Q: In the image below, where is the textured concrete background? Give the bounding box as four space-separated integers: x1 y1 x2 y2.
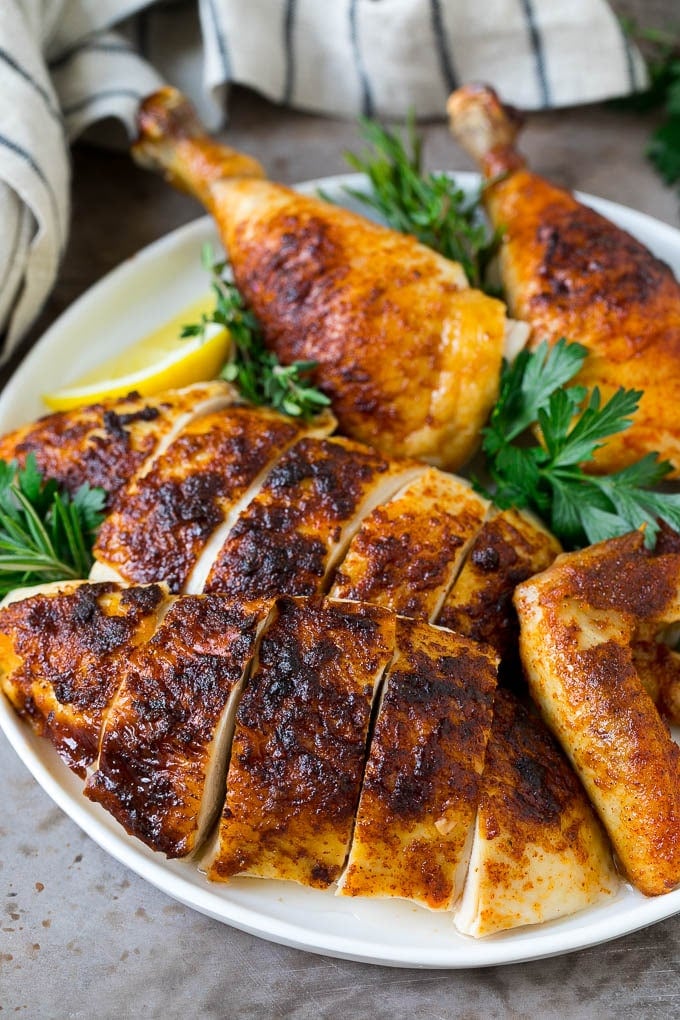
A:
2 5 680 1014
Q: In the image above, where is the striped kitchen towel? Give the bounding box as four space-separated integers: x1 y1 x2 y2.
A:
0 0 647 360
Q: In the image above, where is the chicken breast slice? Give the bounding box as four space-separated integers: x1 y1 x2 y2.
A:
329 469 490 621
0 381 236 507
0 581 166 775
455 688 618 937
85 595 272 858
91 405 334 593
203 596 396 888
203 437 424 597
514 532 680 896
437 507 560 662
337 618 498 909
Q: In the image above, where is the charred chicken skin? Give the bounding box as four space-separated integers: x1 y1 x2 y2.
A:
515 532 680 896
455 688 617 937
1 583 619 932
131 87 508 471
0 381 235 506
448 83 680 476
0 389 559 664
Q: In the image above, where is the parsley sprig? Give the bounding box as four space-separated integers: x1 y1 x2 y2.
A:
480 339 680 549
340 117 501 290
182 248 331 418
0 456 106 596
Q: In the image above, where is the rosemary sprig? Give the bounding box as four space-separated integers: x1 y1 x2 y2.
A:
479 339 680 549
340 116 501 290
182 247 331 418
0 456 106 596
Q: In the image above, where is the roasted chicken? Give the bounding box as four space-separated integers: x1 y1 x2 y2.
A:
448 84 680 476
91 404 335 592
130 87 508 471
515 532 680 896
337 617 497 909
0 381 235 506
0 387 558 662
455 688 617 936
0 583 619 933
0 580 165 774
85 594 272 857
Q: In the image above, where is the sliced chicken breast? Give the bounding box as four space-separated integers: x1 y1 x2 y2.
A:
329 469 490 620
85 595 272 858
0 581 166 775
203 596 395 888
0 381 236 506
203 437 423 597
337 618 497 909
455 689 618 937
92 405 333 592
437 507 560 661
515 532 680 896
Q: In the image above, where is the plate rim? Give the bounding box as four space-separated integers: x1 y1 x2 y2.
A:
1 171 679 968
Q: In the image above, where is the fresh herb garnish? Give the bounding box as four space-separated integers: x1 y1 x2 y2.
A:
182 247 331 418
339 116 501 290
479 339 680 549
0 455 106 596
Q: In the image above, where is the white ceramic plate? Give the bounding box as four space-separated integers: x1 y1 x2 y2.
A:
1 173 679 968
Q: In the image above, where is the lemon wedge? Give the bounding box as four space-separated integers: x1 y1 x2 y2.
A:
43 296 231 411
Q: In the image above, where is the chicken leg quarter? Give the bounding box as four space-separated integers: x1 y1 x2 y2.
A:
448 84 680 477
132 87 507 471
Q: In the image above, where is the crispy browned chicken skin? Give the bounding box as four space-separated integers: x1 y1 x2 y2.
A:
515 532 680 896
448 84 680 476
131 87 507 471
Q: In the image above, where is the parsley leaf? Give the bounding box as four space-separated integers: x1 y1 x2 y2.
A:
0 456 106 596
182 247 331 419
480 339 680 549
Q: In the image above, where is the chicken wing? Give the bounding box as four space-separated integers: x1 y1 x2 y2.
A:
132 87 508 471
448 84 680 476
514 532 680 896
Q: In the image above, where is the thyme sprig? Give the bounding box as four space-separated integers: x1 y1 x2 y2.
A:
340 116 501 290
0 456 106 596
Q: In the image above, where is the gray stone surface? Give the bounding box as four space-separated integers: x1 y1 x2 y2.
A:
1 88 680 1017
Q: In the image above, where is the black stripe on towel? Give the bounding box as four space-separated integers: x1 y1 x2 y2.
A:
0 48 62 125
49 40 132 72
206 0 232 80
282 0 298 105
519 0 551 108
61 88 143 118
0 205 25 304
429 0 458 93
349 0 374 117
619 23 640 93
0 133 63 249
